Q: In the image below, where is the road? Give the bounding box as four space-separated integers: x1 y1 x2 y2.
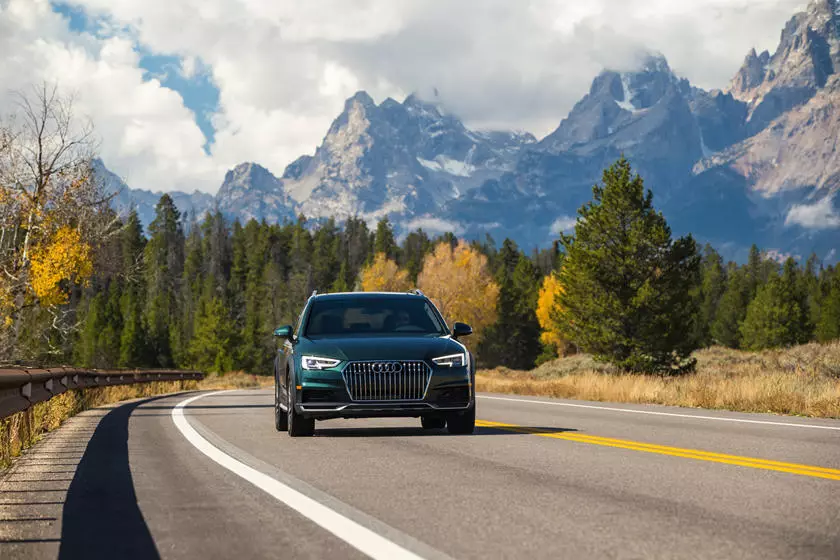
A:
1 389 839 559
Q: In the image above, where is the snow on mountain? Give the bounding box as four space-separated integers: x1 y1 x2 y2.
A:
103 1 839 261
281 90 534 224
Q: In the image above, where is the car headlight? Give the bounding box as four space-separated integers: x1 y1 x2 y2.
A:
301 356 342 370
432 353 466 368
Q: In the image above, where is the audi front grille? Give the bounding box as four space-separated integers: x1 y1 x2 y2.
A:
342 361 432 401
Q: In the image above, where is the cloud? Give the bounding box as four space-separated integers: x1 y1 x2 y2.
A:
763 249 798 264
0 0 222 192
551 216 577 234
784 197 840 229
404 217 463 235
1 0 808 194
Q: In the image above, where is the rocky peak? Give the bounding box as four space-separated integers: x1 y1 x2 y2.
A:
728 0 839 132
216 162 294 223
219 162 281 196
403 92 445 117
540 52 684 152
729 48 771 95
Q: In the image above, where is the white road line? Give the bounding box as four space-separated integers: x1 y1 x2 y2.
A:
478 395 840 431
172 392 426 560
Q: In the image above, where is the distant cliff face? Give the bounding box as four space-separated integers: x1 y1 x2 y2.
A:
105 0 840 262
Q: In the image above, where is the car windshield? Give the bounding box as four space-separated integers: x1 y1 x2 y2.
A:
304 297 448 338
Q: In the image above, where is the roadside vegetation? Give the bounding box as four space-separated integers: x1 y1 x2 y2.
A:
477 342 840 418
0 380 196 470
198 371 274 391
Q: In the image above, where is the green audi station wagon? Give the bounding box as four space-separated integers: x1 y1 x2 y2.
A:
273 290 475 437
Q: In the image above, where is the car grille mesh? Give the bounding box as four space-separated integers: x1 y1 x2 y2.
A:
342 361 431 401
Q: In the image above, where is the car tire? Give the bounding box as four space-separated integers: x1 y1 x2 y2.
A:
446 404 475 435
274 377 288 432
287 386 315 437
420 416 446 430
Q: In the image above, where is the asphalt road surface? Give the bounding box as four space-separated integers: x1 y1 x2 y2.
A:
2 389 839 559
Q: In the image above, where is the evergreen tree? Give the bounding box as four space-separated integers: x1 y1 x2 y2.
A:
342 216 372 281
479 239 537 367
143 194 184 367
710 266 750 348
118 211 149 367
556 158 701 373
816 267 840 342
312 218 340 291
75 292 103 368
76 283 122 368
740 258 812 350
188 290 236 373
331 261 352 293
119 286 147 367
373 217 398 260
694 245 726 347
401 229 431 284
803 253 823 332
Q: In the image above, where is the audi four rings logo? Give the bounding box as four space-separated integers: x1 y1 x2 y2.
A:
372 362 403 373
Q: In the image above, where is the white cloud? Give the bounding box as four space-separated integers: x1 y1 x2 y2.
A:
784 197 840 229
0 0 222 192
764 249 798 263
404 217 463 235
0 0 809 194
551 216 577 234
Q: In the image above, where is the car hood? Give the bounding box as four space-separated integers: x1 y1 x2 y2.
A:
296 335 465 363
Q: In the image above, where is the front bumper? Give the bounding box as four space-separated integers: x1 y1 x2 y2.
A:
295 364 473 420
296 400 473 420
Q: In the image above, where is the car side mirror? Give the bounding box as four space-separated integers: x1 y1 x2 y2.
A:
452 322 473 338
273 325 294 340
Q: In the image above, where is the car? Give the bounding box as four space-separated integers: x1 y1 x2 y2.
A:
272 290 475 437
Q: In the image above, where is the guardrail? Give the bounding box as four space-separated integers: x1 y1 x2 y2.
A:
0 367 204 419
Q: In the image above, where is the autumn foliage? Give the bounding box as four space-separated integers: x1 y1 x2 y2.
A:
30 226 93 306
360 253 411 292
536 273 570 356
417 241 499 343
0 83 107 359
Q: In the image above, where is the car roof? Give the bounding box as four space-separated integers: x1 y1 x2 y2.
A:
310 292 424 301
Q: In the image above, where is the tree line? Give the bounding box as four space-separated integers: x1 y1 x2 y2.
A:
2 86 838 374
15 170 840 374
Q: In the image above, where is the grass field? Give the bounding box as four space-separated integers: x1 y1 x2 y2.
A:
476 342 840 419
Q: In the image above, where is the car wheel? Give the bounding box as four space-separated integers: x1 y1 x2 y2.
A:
420 416 446 430
287 385 315 437
274 377 288 432
446 404 475 435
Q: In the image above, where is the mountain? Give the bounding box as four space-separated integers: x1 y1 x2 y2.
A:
687 0 840 258
281 91 535 230
95 159 214 227
216 162 295 224
444 53 738 247
104 0 840 262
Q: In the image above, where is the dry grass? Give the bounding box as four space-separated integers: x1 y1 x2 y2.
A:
0 380 197 470
477 342 840 419
198 371 273 390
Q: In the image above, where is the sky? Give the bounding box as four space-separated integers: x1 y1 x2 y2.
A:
0 0 808 194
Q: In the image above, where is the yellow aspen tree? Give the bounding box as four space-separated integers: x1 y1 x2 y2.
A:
417 241 499 343
536 273 570 357
360 253 411 292
29 226 93 306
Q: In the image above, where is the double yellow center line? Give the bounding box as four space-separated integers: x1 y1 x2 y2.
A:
475 420 840 481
